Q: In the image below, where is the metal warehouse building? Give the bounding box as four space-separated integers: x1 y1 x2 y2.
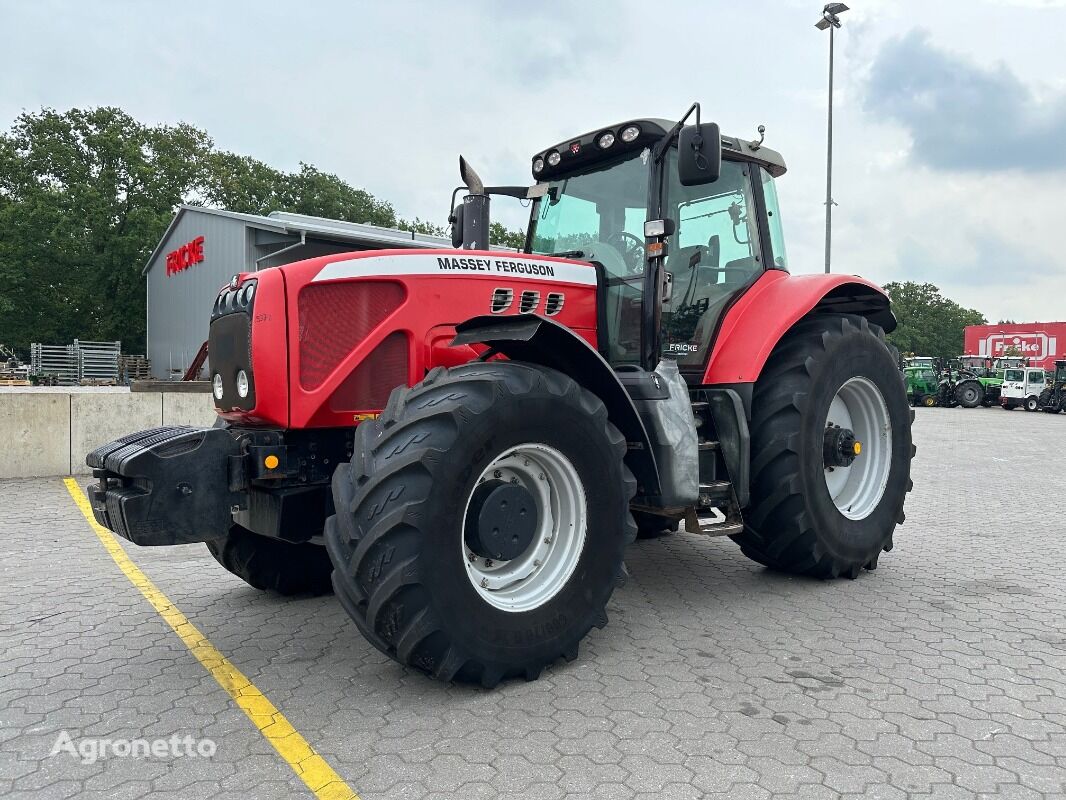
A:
143 206 450 379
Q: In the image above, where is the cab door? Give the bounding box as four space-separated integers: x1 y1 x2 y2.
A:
1026 370 1046 395
660 157 781 373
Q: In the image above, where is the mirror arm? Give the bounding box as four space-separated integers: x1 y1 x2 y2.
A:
653 102 701 163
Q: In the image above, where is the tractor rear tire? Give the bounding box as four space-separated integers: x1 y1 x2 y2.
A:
731 314 913 579
206 526 335 596
325 362 636 687
956 381 984 409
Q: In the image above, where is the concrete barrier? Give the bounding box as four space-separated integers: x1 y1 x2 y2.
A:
162 392 217 428
0 392 72 478
0 387 219 477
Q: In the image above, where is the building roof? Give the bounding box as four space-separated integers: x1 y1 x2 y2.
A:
143 205 451 275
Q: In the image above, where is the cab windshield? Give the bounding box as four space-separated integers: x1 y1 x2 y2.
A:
529 149 650 363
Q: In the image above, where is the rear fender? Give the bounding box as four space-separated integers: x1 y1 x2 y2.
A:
452 314 662 501
702 271 896 385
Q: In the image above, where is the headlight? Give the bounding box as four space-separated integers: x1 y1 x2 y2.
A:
546 150 561 167
212 373 224 400
620 125 641 143
236 370 249 398
597 132 615 149
532 157 545 174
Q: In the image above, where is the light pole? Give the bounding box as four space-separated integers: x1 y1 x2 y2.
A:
816 3 848 273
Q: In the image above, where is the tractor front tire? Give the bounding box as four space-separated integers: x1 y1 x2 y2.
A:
956 381 984 409
1026 396 1040 412
206 526 335 595
325 362 636 687
731 314 913 579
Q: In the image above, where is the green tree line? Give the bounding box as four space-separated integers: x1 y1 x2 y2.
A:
883 281 986 359
0 107 523 354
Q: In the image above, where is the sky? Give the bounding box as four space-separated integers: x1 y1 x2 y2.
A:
3 0 1066 322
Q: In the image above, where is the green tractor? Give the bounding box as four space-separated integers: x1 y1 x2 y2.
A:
1038 360 1066 413
953 355 1027 409
904 364 939 407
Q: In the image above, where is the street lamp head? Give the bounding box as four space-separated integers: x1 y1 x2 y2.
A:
815 2 848 29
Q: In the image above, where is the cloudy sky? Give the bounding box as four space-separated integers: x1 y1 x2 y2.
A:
3 0 1066 321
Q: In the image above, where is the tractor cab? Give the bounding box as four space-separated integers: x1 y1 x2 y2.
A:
523 114 787 373
1038 360 1066 413
449 105 793 377
1000 366 1047 411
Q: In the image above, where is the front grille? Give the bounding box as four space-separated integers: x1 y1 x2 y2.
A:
328 332 408 412
298 281 406 390
519 290 540 314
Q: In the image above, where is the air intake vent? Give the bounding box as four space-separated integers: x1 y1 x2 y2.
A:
519 290 540 314
545 292 565 316
490 287 513 314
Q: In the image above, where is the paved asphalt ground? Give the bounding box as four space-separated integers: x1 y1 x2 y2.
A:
2 406 1066 799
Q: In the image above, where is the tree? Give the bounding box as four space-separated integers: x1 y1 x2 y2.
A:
0 107 211 352
202 153 396 227
882 281 986 359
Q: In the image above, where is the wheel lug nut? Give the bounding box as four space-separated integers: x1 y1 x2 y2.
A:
480 578 489 588
493 469 503 479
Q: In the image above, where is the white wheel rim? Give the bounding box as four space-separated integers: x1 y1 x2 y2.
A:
461 443 587 613
823 377 892 521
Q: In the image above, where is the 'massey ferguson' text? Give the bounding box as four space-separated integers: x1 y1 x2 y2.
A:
436 257 555 277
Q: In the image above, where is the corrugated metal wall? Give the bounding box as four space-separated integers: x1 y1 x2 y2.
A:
146 211 252 378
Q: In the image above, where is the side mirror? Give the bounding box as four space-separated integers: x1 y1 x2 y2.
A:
450 203 465 248
678 122 722 186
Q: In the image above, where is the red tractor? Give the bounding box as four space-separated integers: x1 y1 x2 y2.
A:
88 105 913 686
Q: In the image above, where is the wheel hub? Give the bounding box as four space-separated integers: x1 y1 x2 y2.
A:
464 480 538 561
461 443 587 613
823 423 861 469
823 376 893 521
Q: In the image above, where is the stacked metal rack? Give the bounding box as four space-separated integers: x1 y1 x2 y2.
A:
76 340 121 384
29 340 121 385
29 343 78 385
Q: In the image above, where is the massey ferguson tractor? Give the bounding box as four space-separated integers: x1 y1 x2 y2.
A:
87 105 913 687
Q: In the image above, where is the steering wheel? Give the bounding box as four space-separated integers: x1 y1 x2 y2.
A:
605 231 645 274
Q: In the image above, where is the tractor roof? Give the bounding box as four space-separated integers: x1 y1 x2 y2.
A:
532 118 787 182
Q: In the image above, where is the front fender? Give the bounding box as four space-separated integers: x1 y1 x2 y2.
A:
703 271 896 385
452 314 662 501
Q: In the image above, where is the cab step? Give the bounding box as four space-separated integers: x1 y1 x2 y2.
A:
685 507 745 537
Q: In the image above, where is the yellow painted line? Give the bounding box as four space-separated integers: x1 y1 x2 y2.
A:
63 478 359 800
